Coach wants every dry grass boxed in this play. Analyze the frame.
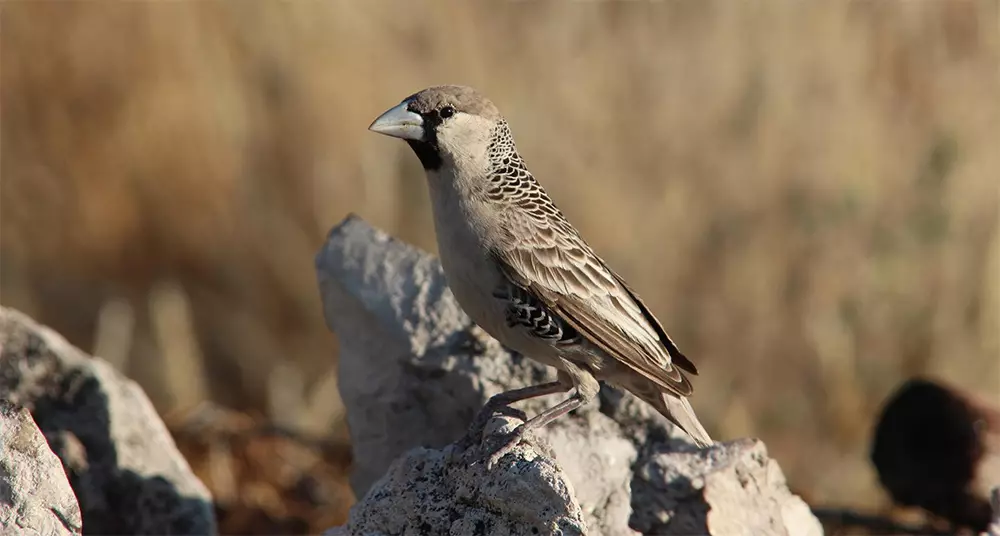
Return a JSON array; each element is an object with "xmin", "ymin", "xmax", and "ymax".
[{"xmin": 2, "ymin": 0, "xmax": 997, "ymax": 520}]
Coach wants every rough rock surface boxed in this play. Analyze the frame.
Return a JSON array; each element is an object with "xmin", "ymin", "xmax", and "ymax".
[
  {"xmin": 0, "ymin": 400, "xmax": 83, "ymax": 536},
  {"xmin": 630, "ymin": 439, "xmax": 822, "ymax": 536},
  {"xmin": 317, "ymin": 214, "xmax": 822, "ymax": 536},
  {"xmin": 344, "ymin": 416, "xmax": 586, "ymax": 536},
  {"xmin": 0, "ymin": 307, "xmax": 216, "ymax": 535}
]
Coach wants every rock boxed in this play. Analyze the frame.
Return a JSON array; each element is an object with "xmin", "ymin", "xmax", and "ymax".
[
  {"xmin": 630, "ymin": 439, "xmax": 822, "ymax": 536},
  {"xmin": 0, "ymin": 307, "xmax": 216, "ymax": 535},
  {"xmin": 316, "ymin": 214, "xmax": 820, "ymax": 536},
  {"xmin": 0, "ymin": 400, "xmax": 83, "ymax": 536},
  {"xmin": 342, "ymin": 416, "xmax": 587, "ymax": 536},
  {"xmin": 315, "ymin": 213, "xmax": 489, "ymax": 496}
]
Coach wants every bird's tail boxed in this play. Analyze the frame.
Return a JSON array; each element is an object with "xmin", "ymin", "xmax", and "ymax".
[
  {"xmin": 657, "ymin": 393, "xmax": 714, "ymax": 448},
  {"xmin": 626, "ymin": 379, "xmax": 714, "ymax": 447}
]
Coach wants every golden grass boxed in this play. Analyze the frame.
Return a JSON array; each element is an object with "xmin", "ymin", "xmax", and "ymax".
[{"xmin": 1, "ymin": 0, "xmax": 997, "ymax": 511}]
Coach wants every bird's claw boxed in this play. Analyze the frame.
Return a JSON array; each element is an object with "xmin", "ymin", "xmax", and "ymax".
[
  {"xmin": 455, "ymin": 404, "xmax": 525, "ymax": 457},
  {"xmin": 456, "ymin": 403, "xmax": 530, "ymax": 470},
  {"xmin": 494, "ymin": 405, "xmax": 528, "ymax": 422},
  {"xmin": 481, "ymin": 427, "xmax": 527, "ymax": 470},
  {"xmin": 461, "ymin": 404, "xmax": 527, "ymax": 449}
]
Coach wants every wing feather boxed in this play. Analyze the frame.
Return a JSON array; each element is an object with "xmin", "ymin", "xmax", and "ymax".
[
  {"xmin": 607, "ymin": 271, "xmax": 699, "ymax": 375},
  {"xmin": 492, "ymin": 215, "xmax": 695, "ymax": 398}
]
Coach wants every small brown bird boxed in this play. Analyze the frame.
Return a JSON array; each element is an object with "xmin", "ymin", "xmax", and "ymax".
[{"xmin": 369, "ymin": 85, "xmax": 712, "ymax": 466}]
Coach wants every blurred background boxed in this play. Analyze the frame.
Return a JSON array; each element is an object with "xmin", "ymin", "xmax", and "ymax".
[{"xmin": 2, "ymin": 1, "xmax": 998, "ymax": 533}]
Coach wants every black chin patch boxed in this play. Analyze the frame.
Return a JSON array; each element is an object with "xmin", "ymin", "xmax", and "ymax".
[
  {"xmin": 406, "ymin": 140, "xmax": 443, "ymax": 170},
  {"xmin": 405, "ymin": 105, "xmax": 444, "ymax": 170}
]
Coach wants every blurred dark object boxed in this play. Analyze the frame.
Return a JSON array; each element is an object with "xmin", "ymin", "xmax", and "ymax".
[
  {"xmin": 167, "ymin": 403, "xmax": 354, "ymax": 535},
  {"xmin": 871, "ymin": 378, "xmax": 1000, "ymax": 532}
]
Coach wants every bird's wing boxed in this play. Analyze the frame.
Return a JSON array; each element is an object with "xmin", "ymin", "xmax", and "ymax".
[{"xmin": 492, "ymin": 210, "xmax": 696, "ymax": 398}]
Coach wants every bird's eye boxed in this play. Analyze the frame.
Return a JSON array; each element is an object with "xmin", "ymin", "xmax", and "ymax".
[{"xmin": 439, "ymin": 106, "xmax": 455, "ymax": 119}]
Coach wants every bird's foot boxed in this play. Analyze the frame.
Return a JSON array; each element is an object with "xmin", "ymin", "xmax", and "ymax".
[
  {"xmin": 480, "ymin": 424, "xmax": 530, "ymax": 471},
  {"xmin": 456, "ymin": 404, "xmax": 527, "ymax": 454},
  {"xmin": 472, "ymin": 404, "xmax": 527, "ymax": 435}
]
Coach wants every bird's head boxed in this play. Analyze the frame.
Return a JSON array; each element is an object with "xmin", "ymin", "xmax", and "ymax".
[{"xmin": 368, "ymin": 85, "xmax": 503, "ymax": 172}]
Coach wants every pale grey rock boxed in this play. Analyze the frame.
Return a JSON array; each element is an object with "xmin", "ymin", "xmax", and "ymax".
[
  {"xmin": 341, "ymin": 416, "xmax": 586, "ymax": 536},
  {"xmin": 542, "ymin": 412, "xmax": 636, "ymax": 536},
  {"xmin": 316, "ymin": 214, "xmax": 820, "ymax": 536},
  {"xmin": 0, "ymin": 401, "xmax": 82, "ymax": 536},
  {"xmin": 315, "ymin": 213, "xmax": 497, "ymax": 495},
  {"xmin": 0, "ymin": 307, "xmax": 216, "ymax": 535},
  {"xmin": 630, "ymin": 439, "xmax": 823, "ymax": 536}
]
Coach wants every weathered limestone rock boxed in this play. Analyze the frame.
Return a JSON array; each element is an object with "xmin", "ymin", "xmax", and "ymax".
[
  {"xmin": 0, "ymin": 307, "xmax": 216, "ymax": 535},
  {"xmin": 342, "ymin": 416, "xmax": 587, "ymax": 536},
  {"xmin": 630, "ymin": 439, "xmax": 822, "ymax": 536},
  {"xmin": 316, "ymin": 214, "xmax": 821, "ymax": 536},
  {"xmin": 0, "ymin": 401, "xmax": 83, "ymax": 536}
]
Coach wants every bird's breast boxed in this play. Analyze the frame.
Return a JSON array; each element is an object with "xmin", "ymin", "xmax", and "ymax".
[
  {"xmin": 433, "ymin": 210, "xmax": 505, "ymax": 332},
  {"xmin": 428, "ymin": 191, "xmax": 570, "ymax": 368},
  {"xmin": 426, "ymin": 176, "xmax": 511, "ymax": 338}
]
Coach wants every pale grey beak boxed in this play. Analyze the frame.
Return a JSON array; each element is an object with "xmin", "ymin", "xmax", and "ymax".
[{"xmin": 368, "ymin": 101, "xmax": 424, "ymax": 141}]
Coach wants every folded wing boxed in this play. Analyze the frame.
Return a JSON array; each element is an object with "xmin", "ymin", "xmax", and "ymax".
[{"xmin": 492, "ymin": 211, "xmax": 697, "ymax": 398}]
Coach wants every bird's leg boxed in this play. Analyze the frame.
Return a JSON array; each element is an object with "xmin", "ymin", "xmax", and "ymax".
[
  {"xmin": 458, "ymin": 381, "xmax": 569, "ymax": 451},
  {"xmin": 482, "ymin": 392, "xmax": 585, "ymax": 469}
]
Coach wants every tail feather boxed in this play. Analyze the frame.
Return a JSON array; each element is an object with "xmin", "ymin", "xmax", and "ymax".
[
  {"xmin": 658, "ymin": 393, "xmax": 714, "ymax": 448},
  {"xmin": 624, "ymin": 378, "xmax": 714, "ymax": 447}
]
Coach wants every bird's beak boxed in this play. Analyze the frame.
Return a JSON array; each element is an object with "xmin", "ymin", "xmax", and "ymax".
[{"xmin": 368, "ymin": 101, "xmax": 424, "ymax": 141}]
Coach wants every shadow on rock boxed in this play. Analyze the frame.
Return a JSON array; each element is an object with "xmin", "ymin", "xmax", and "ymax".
[{"xmin": 1, "ymin": 307, "xmax": 216, "ymax": 535}]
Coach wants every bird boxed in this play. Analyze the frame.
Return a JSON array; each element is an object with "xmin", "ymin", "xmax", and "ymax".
[{"xmin": 368, "ymin": 85, "xmax": 713, "ymax": 467}]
